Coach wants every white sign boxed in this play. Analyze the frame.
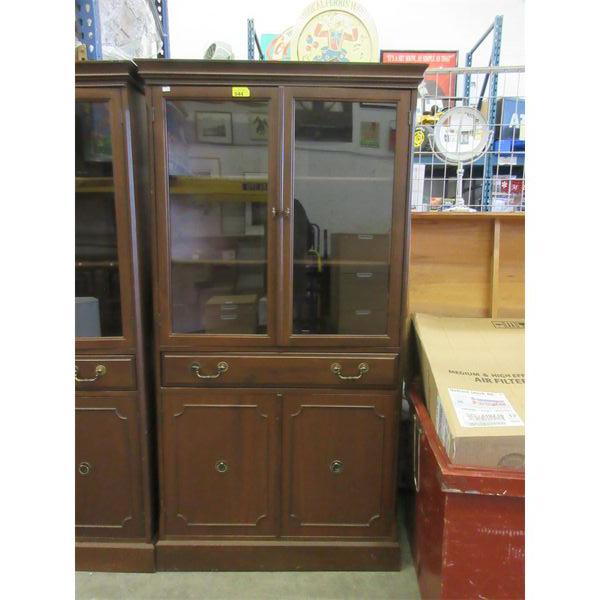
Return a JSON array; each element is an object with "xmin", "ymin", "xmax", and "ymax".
[{"xmin": 447, "ymin": 388, "xmax": 524, "ymax": 428}]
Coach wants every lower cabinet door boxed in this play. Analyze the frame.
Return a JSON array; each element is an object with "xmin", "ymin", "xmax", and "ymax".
[
  {"xmin": 75, "ymin": 392, "xmax": 145, "ymax": 539},
  {"xmin": 161, "ymin": 389, "xmax": 279, "ymax": 537},
  {"xmin": 282, "ymin": 391, "xmax": 398, "ymax": 538}
]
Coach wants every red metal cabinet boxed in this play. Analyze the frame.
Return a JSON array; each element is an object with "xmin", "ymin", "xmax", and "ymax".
[{"xmin": 407, "ymin": 384, "xmax": 525, "ymax": 600}]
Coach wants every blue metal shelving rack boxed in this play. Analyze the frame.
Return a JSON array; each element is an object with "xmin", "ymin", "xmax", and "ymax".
[
  {"xmin": 75, "ymin": 1, "xmax": 102, "ymax": 60},
  {"xmin": 75, "ymin": 0, "xmax": 170, "ymax": 59},
  {"xmin": 154, "ymin": 0, "xmax": 170, "ymax": 58},
  {"xmin": 464, "ymin": 15, "xmax": 504, "ymax": 210}
]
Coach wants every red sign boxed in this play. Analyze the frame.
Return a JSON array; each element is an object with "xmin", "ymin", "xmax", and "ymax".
[
  {"xmin": 380, "ymin": 50, "xmax": 459, "ymax": 100},
  {"xmin": 499, "ymin": 179, "xmax": 524, "ymax": 195}
]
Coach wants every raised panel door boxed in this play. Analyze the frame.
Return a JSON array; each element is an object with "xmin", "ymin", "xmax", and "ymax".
[
  {"xmin": 160, "ymin": 389, "xmax": 279, "ymax": 536},
  {"xmin": 281, "ymin": 391, "xmax": 398, "ymax": 538},
  {"xmin": 75, "ymin": 393, "xmax": 145, "ymax": 539}
]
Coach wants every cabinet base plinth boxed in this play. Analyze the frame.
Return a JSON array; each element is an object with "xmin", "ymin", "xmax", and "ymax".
[
  {"xmin": 155, "ymin": 539, "xmax": 401, "ymax": 571},
  {"xmin": 76, "ymin": 541, "xmax": 155, "ymax": 572}
]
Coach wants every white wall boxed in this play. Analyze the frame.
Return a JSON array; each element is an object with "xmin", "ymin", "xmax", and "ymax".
[{"xmin": 167, "ymin": 0, "xmax": 524, "ymax": 66}]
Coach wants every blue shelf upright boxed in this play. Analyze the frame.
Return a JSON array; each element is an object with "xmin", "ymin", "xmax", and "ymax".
[
  {"xmin": 464, "ymin": 15, "xmax": 504, "ymax": 210},
  {"xmin": 154, "ymin": 0, "xmax": 170, "ymax": 58},
  {"xmin": 75, "ymin": 0, "xmax": 103, "ymax": 60},
  {"xmin": 247, "ymin": 18, "xmax": 255, "ymax": 60},
  {"xmin": 481, "ymin": 16, "xmax": 503, "ymax": 211}
]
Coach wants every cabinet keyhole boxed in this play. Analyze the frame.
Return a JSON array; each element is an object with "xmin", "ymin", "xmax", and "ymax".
[
  {"xmin": 78, "ymin": 461, "xmax": 92, "ymax": 476},
  {"xmin": 215, "ymin": 460, "xmax": 229, "ymax": 474},
  {"xmin": 330, "ymin": 459, "xmax": 344, "ymax": 475}
]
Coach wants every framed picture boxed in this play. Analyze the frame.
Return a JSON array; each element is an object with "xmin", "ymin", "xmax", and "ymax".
[
  {"xmin": 248, "ymin": 113, "xmax": 269, "ymax": 141},
  {"xmin": 380, "ymin": 50, "xmax": 459, "ymax": 103},
  {"xmin": 195, "ymin": 111, "xmax": 233, "ymax": 144},
  {"xmin": 360, "ymin": 121, "xmax": 380, "ymax": 148}
]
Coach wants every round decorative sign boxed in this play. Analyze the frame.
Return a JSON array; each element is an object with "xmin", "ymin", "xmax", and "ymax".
[{"xmin": 291, "ymin": 1, "xmax": 379, "ymax": 62}]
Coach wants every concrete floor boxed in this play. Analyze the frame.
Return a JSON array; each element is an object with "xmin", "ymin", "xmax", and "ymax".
[{"xmin": 76, "ymin": 509, "xmax": 420, "ymax": 600}]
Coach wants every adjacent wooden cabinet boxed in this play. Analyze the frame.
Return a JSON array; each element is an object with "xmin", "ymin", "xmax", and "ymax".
[
  {"xmin": 137, "ymin": 59, "xmax": 425, "ymax": 571},
  {"xmin": 75, "ymin": 62, "xmax": 154, "ymax": 572}
]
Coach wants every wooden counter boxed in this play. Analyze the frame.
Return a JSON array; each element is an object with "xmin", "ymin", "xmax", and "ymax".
[{"xmin": 409, "ymin": 213, "xmax": 524, "ymax": 318}]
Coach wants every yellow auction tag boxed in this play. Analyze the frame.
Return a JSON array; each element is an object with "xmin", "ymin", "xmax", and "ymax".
[{"xmin": 232, "ymin": 86, "xmax": 251, "ymax": 98}]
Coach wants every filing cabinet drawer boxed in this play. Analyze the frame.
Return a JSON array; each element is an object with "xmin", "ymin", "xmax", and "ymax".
[
  {"xmin": 75, "ymin": 355, "xmax": 137, "ymax": 390},
  {"xmin": 333, "ymin": 267, "xmax": 389, "ymax": 312},
  {"xmin": 161, "ymin": 353, "xmax": 398, "ymax": 388},
  {"xmin": 331, "ymin": 233, "xmax": 390, "ymax": 264},
  {"xmin": 338, "ymin": 308, "xmax": 388, "ymax": 335}
]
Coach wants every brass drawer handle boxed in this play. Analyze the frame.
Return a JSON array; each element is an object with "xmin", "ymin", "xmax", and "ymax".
[
  {"xmin": 190, "ymin": 361, "xmax": 229, "ymax": 379},
  {"xmin": 215, "ymin": 460, "xmax": 229, "ymax": 473},
  {"xmin": 78, "ymin": 461, "xmax": 92, "ymax": 476},
  {"xmin": 330, "ymin": 459, "xmax": 344, "ymax": 475},
  {"xmin": 330, "ymin": 362, "xmax": 369, "ymax": 381},
  {"xmin": 75, "ymin": 364, "xmax": 107, "ymax": 383}
]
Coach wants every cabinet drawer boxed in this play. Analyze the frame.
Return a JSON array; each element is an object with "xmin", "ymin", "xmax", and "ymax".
[
  {"xmin": 338, "ymin": 308, "xmax": 388, "ymax": 335},
  {"xmin": 331, "ymin": 233, "xmax": 390, "ymax": 264},
  {"xmin": 75, "ymin": 356, "xmax": 136, "ymax": 390},
  {"xmin": 162, "ymin": 353, "xmax": 398, "ymax": 388}
]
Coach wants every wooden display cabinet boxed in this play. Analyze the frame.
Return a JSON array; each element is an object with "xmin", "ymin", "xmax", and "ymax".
[
  {"xmin": 75, "ymin": 62, "xmax": 155, "ymax": 572},
  {"xmin": 138, "ymin": 60, "xmax": 426, "ymax": 570}
]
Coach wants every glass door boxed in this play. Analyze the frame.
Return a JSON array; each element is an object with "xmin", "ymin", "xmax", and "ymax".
[
  {"xmin": 282, "ymin": 88, "xmax": 411, "ymax": 347},
  {"xmin": 75, "ymin": 89, "xmax": 134, "ymax": 350},
  {"xmin": 153, "ymin": 87, "xmax": 279, "ymax": 348}
]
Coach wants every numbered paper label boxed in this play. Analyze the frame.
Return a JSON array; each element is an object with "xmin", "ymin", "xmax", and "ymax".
[
  {"xmin": 232, "ymin": 86, "xmax": 251, "ymax": 98},
  {"xmin": 447, "ymin": 388, "xmax": 524, "ymax": 428}
]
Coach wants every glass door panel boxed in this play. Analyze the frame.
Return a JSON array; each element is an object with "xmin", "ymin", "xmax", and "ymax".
[
  {"xmin": 75, "ymin": 101, "xmax": 122, "ymax": 338},
  {"xmin": 165, "ymin": 99, "xmax": 271, "ymax": 335},
  {"xmin": 292, "ymin": 99, "xmax": 396, "ymax": 336}
]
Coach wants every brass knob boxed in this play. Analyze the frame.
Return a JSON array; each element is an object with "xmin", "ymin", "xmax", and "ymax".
[
  {"xmin": 330, "ymin": 460, "xmax": 344, "ymax": 475},
  {"xmin": 215, "ymin": 460, "xmax": 228, "ymax": 473},
  {"xmin": 330, "ymin": 362, "xmax": 369, "ymax": 381},
  {"xmin": 191, "ymin": 361, "xmax": 229, "ymax": 379},
  {"xmin": 271, "ymin": 207, "xmax": 290, "ymax": 218},
  {"xmin": 78, "ymin": 461, "xmax": 92, "ymax": 476},
  {"xmin": 75, "ymin": 364, "xmax": 107, "ymax": 383}
]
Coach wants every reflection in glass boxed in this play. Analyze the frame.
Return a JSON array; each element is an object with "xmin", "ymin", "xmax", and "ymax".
[
  {"xmin": 293, "ymin": 100, "xmax": 396, "ymax": 335},
  {"xmin": 75, "ymin": 101, "xmax": 122, "ymax": 337},
  {"xmin": 166, "ymin": 100, "xmax": 270, "ymax": 334}
]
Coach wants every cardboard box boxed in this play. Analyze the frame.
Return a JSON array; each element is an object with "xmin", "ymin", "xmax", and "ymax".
[
  {"xmin": 204, "ymin": 294, "xmax": 258, "ymax": 334},
  {"xmin": 413, "ymin": 313, "xmax": 524, "ymax": 469}
]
